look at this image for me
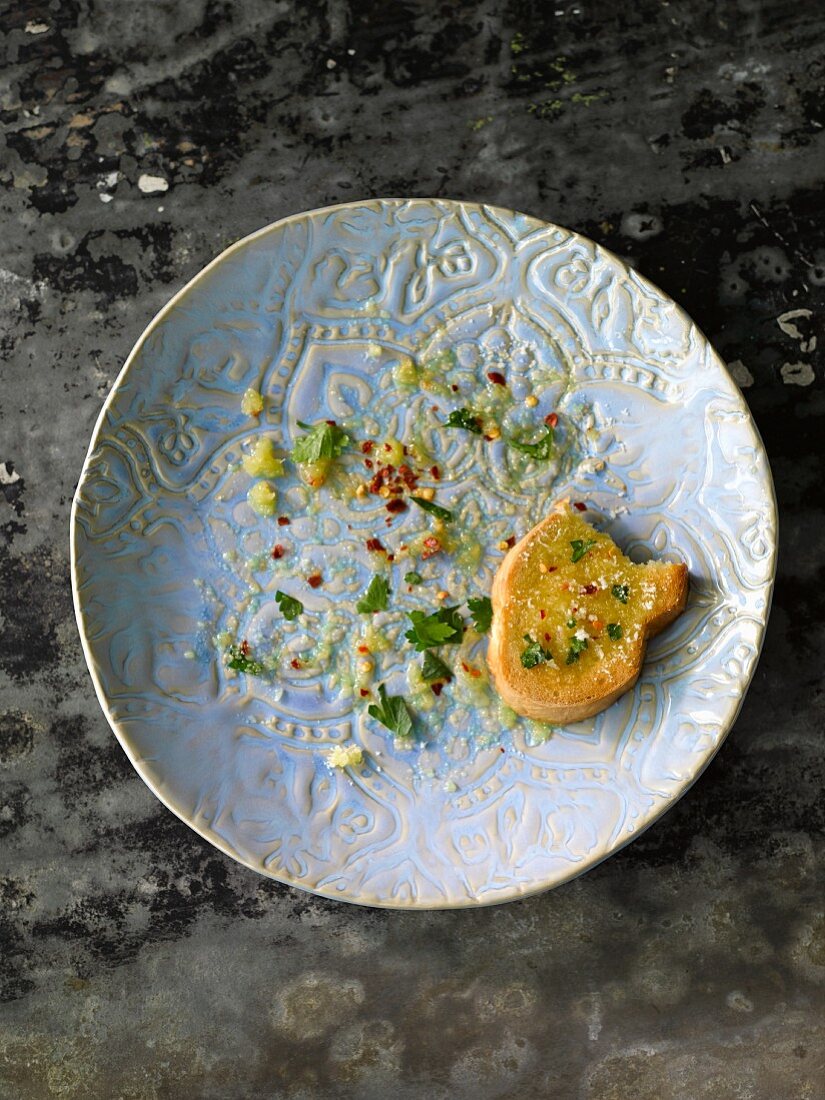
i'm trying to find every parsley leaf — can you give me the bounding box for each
[291,420,349,464]
[275,590,303,620]
[607,622,623,640]
[444,408,482,434]
[467,595,493,633]
[404,571,423,585]
[509,425,554,461]
[570,538,597,563]
[611,583,629,603]
[422,650,452,683]
[226,645,265,675]
[521,633,552,668]
[411,496,453,522]
[368,683,413,738]
[356,575,390,614]
[404,606,464,651]
[566,636,589,664]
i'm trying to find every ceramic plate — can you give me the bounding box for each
[71,200,776,908]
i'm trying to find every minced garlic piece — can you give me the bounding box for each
[241,387,263,416]
[524,394,538,408]
[242,437,284,478]
[328,743,364,769]
[247,481,277,516]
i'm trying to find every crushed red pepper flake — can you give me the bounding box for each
[240,640,250,656]
[545,412,559,428]
[547,565,558,573]
[573,501,587,512]
[271,544,286,560]
[357,645,370,654]
[539,609,546,619]
[581,583,599,595]
[430,465,441,480]
[359,688,370,697]
[325,419,337,426]
[487,370,506,386]
[360,440,374,454]
[421,536,442,560]
[544,632,551,641]
[451,384,459,392]
[307,574,323,588]
[290,658,302,670]
[277,516,291,526]
[365,538,385,553]
[431,682,444,696]
[364,458,374,469]
[506,535,516,548]
[386,499,407,514]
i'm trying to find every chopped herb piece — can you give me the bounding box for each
[607,623,623,640]
[467,595,493,633]
[611,583,630,603]
[521,633,552,668]
[509,425,555,461]
[404,606,464,651]
[422,650,452,683]
[226,645,265,675]
[368,683,413,738]
[411,496,453,522]
[566,618,577,629]
[566,636,589,664]
[404,571,423,586]
[356,575,390,614]
[275,590,303,621]
[570,538,597,563]
[291,420,350,464]
[444,408,483,434]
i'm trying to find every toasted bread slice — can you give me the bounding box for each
[487,506,688,723]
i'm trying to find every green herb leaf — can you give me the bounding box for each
[509,425,554,461]
[291,420,350,465]
[467,595,493,633]
[411,496,453,522]
[566,636,589,664]
[570,538,597,563]
[275,590,303,621]
[404,606,464,651]
[422,650,453,683]
[356,575,390,614]
[226,645,265,676]
[368,683,414,738]
[611,583,629,604]
[444,408,482,434]
[404,571,423,586]
[566,618,577,629]
[521,633,552,668]
[607,623,622,640]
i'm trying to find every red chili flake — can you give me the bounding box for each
[573,501,587,512]
[277,516,291,526]
[384,442,392,452]
[487,370,506,386]
[539,609,546,619]
[364,458,374,470]
[398,465,418,488]
[561,581,570,591]
[421,536,441,559]
[506,535,516,549]
[547,565,558,573]
[582,583,599,595]
[357,645,370,654]
[483,434,494,442]
[431,682,444,696]
[360,440,374,454]
[359,688,370,697]
[451,384,459,392]
[545,412,559,428]
[402,445,409,455]
[307,574,323,589]
[430,465,441,480]
[240,639,250,656]
[365,538,385,554]
[500,746,506,753]
[386,499,407,514]
[469,667,481,679]
[325,419,337,426]
[387,553,395,562]
[271,544,285,560]
[290,658,302,670]
[544,632,551,641]
[461,662,470,672]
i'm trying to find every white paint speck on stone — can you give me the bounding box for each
[0,462,21,485]
[99,193,113,203]
[25,21,49,34]
[777,308,812,341]
[326,58,337,69]
[780,361,815,386]
[727,359,754,388]
[138,173,169,194]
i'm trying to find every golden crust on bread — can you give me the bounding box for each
[487,507,688,723]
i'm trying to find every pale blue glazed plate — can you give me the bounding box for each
[71,200,776,908]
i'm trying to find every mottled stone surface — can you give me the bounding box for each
[1,0,823,1096]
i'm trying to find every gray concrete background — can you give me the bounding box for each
[1,0,823,1096]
